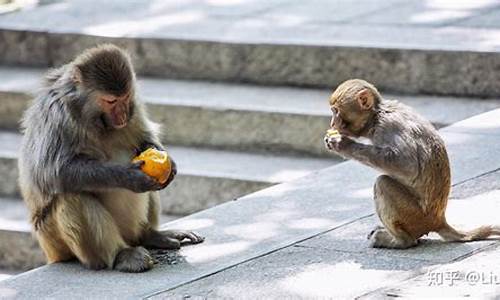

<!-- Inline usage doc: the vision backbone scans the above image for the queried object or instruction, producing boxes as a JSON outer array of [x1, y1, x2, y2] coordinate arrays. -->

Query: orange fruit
[[132, 148, 172, 184]]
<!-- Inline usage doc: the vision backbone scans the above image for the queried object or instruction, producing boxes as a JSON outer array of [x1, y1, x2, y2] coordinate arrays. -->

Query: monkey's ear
[[71, 66, 82, 85], [356, 89, 374, 110]]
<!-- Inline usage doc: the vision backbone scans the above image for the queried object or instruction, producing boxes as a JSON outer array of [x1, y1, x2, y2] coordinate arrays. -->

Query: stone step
[[1, 67, 499, 157], [0, 130, 339, 215], [2, 107, 500, 299], [1, 0, 500, 97], [0, 197, 44, 271], [0, 196, 180, 271]]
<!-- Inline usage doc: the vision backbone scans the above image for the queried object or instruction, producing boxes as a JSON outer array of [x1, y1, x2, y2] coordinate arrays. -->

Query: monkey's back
[[376, 100, 451, 215]]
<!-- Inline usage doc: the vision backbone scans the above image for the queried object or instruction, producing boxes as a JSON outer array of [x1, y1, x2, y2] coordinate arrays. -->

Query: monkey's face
[[330, 104, 364, 137], [97, 92, 132, 129], [329, 88, 375, 138]]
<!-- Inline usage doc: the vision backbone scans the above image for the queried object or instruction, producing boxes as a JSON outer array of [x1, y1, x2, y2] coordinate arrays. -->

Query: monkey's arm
[[330, 138, 417, 178], [56, 155, 162, 194]]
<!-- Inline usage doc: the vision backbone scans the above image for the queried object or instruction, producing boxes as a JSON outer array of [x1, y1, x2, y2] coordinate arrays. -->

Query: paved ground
[[2, 109, 500, 299]]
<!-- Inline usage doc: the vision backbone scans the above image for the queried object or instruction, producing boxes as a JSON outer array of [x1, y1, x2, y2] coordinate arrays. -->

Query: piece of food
[[132, 148, 172, 184], [326, 129, 341, 138]]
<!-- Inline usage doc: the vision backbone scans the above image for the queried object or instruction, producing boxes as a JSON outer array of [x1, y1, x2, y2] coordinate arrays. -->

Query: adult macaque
[[325, 79, 500, 249], [19, 44, 204, 272]]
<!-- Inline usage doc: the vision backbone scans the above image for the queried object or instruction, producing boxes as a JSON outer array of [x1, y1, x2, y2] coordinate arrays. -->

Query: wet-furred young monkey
[[19, 44, 204, 272], [325, 79, 500, 249]]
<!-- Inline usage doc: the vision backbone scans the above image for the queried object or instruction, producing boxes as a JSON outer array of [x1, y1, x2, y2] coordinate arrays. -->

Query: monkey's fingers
[[164, 230, 205, 244], [159, 170, 176, 189], [131, 160, 146, 169], [324, 139, 337, 151], [180, 231, 205, 245]]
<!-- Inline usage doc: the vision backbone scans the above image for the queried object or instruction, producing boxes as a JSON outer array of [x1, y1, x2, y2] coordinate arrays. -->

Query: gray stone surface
[[441, 106, 500, 137], [359, 0, 498, 26], [0, 198, 44, 271], [435, 131, 500, 185], [370, 243, 500, 299], [456, 8, 500, 28], [1, 66, 500, 156], [0, 92, 31, 131], [154, 245, 435, 299], [2, 109, 500, 299], [0, 132, 18, 197], [156, 171, 500, 298], [2, 1, 500, 96], [0, 29, 49, 67]]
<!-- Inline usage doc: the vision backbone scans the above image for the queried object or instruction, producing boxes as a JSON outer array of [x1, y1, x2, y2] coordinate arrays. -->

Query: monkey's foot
[[161, 230, 205, 245], [368, 229, 417, 249], [367, 225, 385, 239], [113, 247, 154, 273], [143, 230, 204, 250]]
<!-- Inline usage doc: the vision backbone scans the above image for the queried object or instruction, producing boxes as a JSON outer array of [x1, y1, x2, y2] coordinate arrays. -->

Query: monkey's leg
[[36, 213, 74, 264], [370, 175, 423, 249], [55, 194, 153, 272], [142, 192, 205, 250]]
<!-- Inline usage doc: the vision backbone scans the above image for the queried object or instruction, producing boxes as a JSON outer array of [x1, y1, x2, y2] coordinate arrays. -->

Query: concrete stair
[[0, 66, 499, 272], [2, 0, 500, 282]]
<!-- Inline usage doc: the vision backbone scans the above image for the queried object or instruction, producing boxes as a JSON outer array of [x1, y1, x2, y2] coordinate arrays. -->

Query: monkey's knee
[[36, 224, 74, 264], [55, 195, 127, 269]]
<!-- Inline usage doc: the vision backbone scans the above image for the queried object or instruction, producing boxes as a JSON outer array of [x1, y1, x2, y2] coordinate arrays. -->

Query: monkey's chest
[[109, 149, 135, 164]]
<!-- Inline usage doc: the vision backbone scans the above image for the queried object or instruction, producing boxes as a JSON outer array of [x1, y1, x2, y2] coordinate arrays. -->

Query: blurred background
[[1, 0, 500, 279]]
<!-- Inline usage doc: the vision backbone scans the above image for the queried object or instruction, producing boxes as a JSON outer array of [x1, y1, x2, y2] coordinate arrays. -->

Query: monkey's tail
[[437, 221, 500, 242]]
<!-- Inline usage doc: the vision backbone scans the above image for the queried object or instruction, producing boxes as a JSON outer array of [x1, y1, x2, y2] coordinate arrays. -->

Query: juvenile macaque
[[18, 44, 203, 272], [325, 79, 500, 248]]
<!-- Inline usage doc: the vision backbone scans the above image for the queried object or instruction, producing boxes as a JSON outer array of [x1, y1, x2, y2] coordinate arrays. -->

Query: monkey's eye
[[331, 107, 338, 115], [102, 97, 118, 104]]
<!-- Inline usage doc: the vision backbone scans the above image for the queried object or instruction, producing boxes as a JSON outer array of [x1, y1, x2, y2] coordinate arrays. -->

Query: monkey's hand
[[158, 158, 177, 190], [324, 135, 355, 155], [125, 161, 164, 193]]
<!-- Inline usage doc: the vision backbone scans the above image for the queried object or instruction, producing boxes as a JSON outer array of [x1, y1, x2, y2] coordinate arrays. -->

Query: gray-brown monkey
[[325, 79, 500, 249], [18, 44, 204, 272]]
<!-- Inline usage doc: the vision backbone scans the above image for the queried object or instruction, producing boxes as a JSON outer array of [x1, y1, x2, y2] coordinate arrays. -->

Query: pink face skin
[[98, 92, 131, 129], [330, 106, 353, 137]]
